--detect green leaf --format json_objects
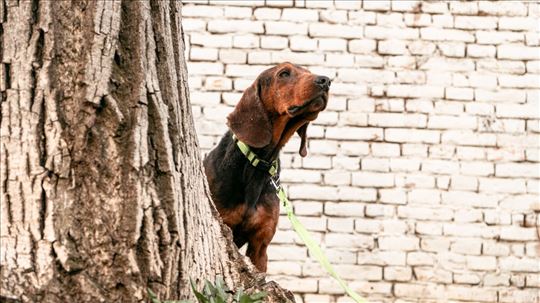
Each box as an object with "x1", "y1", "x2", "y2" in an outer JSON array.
[{"x1": 148, "y1": 288, "x2": 162, "y2": 303}]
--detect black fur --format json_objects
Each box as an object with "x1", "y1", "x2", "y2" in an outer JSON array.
[{"x1": 204, "y1": 130, "x2": 280, "y2": 210}]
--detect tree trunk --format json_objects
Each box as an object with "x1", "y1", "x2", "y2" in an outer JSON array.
[{"x1": 0, "y1": 1, "x2": 293, "y2": 302}]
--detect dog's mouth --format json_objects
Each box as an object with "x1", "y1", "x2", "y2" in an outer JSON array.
[{"x1": 287, "y1": 93, "x2": 327, "y2": 117}]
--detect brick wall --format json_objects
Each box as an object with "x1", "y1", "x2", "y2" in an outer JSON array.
[{"x1": 181, "y1": 1, "x2": 540, "y2": 302}]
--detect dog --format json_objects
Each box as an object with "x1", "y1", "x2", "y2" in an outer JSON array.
[{"x1": 203, "y1": 62, "x2": 330, "y2": 272}]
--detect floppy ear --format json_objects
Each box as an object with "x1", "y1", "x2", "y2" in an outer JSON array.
[
  {"x1": 227, "y1": 81, "x2": 272, "y2": 148},
  {"x1": 296, "y1": 123, "x2": 309, "y2": 157}
]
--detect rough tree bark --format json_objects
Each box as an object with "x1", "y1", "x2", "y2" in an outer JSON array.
[{"x1": 0, "y1": 1, "x2": 293, "y2": 302}]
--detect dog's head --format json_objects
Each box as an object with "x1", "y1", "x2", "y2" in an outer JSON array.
[{"x1": 227, "y1": 62, "x2": 331, "y2": 157}]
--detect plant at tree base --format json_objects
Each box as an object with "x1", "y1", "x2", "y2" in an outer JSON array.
[{"x1": 148, "y1": 276, "x2": 267, "y2": 303}]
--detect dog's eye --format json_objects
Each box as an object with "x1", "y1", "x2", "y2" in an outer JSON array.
[{"x1": 279, "y1": 70, "x2": 290, "y2": 78}]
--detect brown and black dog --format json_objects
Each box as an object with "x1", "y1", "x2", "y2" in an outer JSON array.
[{"x1": 203, "y1": 62, "x2": 330, "y2": 272}]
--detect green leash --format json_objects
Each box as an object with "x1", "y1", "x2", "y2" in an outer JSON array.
[{"x1": 233, "y1": 134, "x2": 368, "y2": 303}]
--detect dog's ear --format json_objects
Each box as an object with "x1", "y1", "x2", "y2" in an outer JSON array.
[
  {"x1": 227, "y1": 80, "x2": 272, "y2": 148},
  {"x1": 296, "y1": 123, "x2": 309, "y2": 157}
]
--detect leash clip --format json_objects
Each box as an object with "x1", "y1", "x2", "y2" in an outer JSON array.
[{"x1": 270, "y1": 175, "x2": 281, "y2": 191}]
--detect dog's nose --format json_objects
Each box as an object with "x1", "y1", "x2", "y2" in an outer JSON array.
[{"x1": 315, "y1": 75, "x2": 331, "y2": 89}]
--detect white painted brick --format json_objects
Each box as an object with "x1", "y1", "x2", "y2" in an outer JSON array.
[
  {"x1": 368, "y1": 113, "x2": 426, "y2": 128},
  {"x1": 499, "y1": 17, "x2": 539, "y2": 31},
  {"x1": 371, "y1": 143, "x2": 400, "y2": 157},
  {"x1": 421, "y1": 2, "x2": 448, "y2": 13},
  {"x1": 476, "y1": 31, "x2": 524, "y2": 45},
  {"x1": 391, "y1": 0, "x2": 421, "y2": 12},
  {"x1": 225, "y1": 64, "x2": 268, "y2": 78},
  {"x1": 455, "y1": 16, "x2": 497, "y2": 29},
  {"x1": 500, "y1": 226, "x2": 539, "y2": 241},
  {"x1": 190, "y1": 92, "x2": 221, "y2": 106},
  {"x1": 396, "y1": 70, "x2": 426, "y2": 84},
  {"x1": 267, "y1": 245, "x2": 307, "y2": 261},
  {"x1": 183, "y1": 18, "x2": 206, "y2": 31},
  {"x1": 204, "y1": 76, "x2": 232, "y2": 91},
  {"x1": 428, "y1": 115, "x2": 476, "y2": 129},
  {"x1": 439, "y1": 42, "x2": 466, "y2": 58},
  {"x1": 266, "y1": 0, "x2": 293, "y2": 7},
  {"x1": 272, "y1": 276, "x2": 317, "y2": 293},
  {"x1": 340, "y1": 112, "x2": 368, "y2": 126},
  {"x1": 365, "y1": 26, "x2": 418, "y2": 39},
  {"x1": 290, "y1": 36, "x2": 317, "y2": 51},
  {"x1": 500, "y1": 289, "x2": 539, "y2": 303},
  {"x1": 379, "y1": 236, "x2": 419, "y2": 251},
  {"x1": 390, "y1": 158, "x2": 421, "y2": 172},
  {"x1": 420, "y1": 28, "x2": 475, "y2": 42},
  {"x1": 218, "y1": 49, "x2": 246, "y2": 64},
  {"x1": 281, "y1": 8, "x2": 319, "y2": 22},
  {"x1": 361, "y1": 158, "x2": 389, "y2": 172},
  {"x1": 496, "y1": 163, "x2": 539, "y2": 178},
  {"x1": 253, "y1": 7, "x2": 281, "y2": 20},
  {"x1": 384, "y1": 266, "x2": 412, "y2": 282},
  {"x1": 346, "y1": 11, "x2": 376, "y2": 26},
  {"x1": 432, "y1": 14, "x2": 454, "y2": 28},
  {"x1": 324, "y1": 202, "x2": 364, "y2": 217},
  {"x1": 365, "y1": 204, "x2": 395, "y2": 217},
  {"x1": 387, "y1": 85, "x2": 444, "y2": 98},
  {"x1": 288, "y1": 185, "x2": 338, "y2": 200},
  {"x1": 408, "y1": 189, "x2": 440, "y2": 204},
  {"x1": 281, "y1": 168, "x2": 321, "y2": 183},
  {"x1": 442, "y1": 130, "x2": 496, "y2": 147},
  {"x1": 466, "y1": 45, "x2": 495, "y2": 60},
  {"x1": 404, "y1": 13, "x2": 431, "y2": 27},
  {"x1": 327, "y1": 54, "x2": 355, "y2": 67},
  {"x1": 407, "y1": 252, "x2": 436, "y2": 266},
  {"x1": 293, "y1": 201, "x2": 322, "y2": 216},
  {"x1": 207, "y1": 0, "x2": 264, "y2": 6},
  {"x1": 377, "y1": 13, "x2": 405, "y2": 27},
  {"x1": 310, "y1": 23, "x2": 363, "y2": 39},
  {"x1": 415, "y1": 221, "x2": 442, "y2": 235},
  {"x1": 272, "y1": 51, "x2": 325, "y2": 65},
  {"x1": 207, "y1": 20, "x2": 263, "y2": 34},
  {"x1": 260, "y1": 36, "x2": 288, "y2": 49},
  {"x1": 352, "y1": 172, "x2": 394, "y2": 188},
  {"x1": 421, "y1": 57, "x2": 475, "y2": 72},
  {"x1": 339, "y1": 142, "x2": 370, "y2": 156},
  {"x1": 182, "y1": 5, "x2": 223, "y2": 17},
  {"x1": 327, "y1": 218, "x2": 354, "y2": 232},
  {"x1": 500, "y1": 256, "x2": 540, "y2": 272},
  {"x1": 318, "y1": 38, "x2": 347, "y2": 51},
  {"x1": 385, "y1": 128, "x2": 440, "y2": 144},
  {"x1": 378, "y1": 39, "x2": 408, "y2": 55},
  {"x1": 265, "y1": 21, "x2": 308, "y2": 35},
  {"x1": 334, "y1": 0, "x2": 361, "y2": 10},
  {"x1": 355, "y1": 55, "x2": 385, "y2": 68},
  {"x1": 442, "y1": 190, "x2": 501, "y2": 208},
  {"x1": 478, "y1": 1, "x2": 528, "y2": 16},
  {"x1": 362, "y1": 0, "x2": 390, "y2": 11},
  {"x1": 396, "y1": 174, "x2": 436, "y2": 189},
  {"x1": 450, "y1": 1, "x2": 478, "y2": 15},
  {"x1": 233, "y1": 35, "x2": 259, "y2": 48},
  {"x1": 190, "y1": 47, "x2": 218, "y2": 61},
  {"x1": 460, "y1": 161, "x2": 494, "y2": 176},
  {"x1": 479, "y1": 178, "x2": 526, "y2": 194},
  {"x1": 267, "y1": 261, "x2": 302, "y2": 276},
  {"x1": 247, "y1": 51, "x2": 271, "y2": 64},
  {"x1": 397, "y1": 206, "x2": 453, "y2": 221},
  {"x1": 446, "y1": 285, "x2": 497, "y2": 302},
  {"x1": 326, "y1": 127, "x2": 383, "y2": 141},
  {"x1": 326, "y1": 233, "x2": 374, "y2": 249},
  {"x1": 224, "y1": 6, "x2": 252, "y2": 18},
  {"x1": 476, "y1": 88, "x2": 527, "y2": 103},
  {"x1": 323, "y1": 171, "x2": 350, "y2": 185},
  {"x1": 320, "y1": 10, "x2": 348, "y2": 24}
]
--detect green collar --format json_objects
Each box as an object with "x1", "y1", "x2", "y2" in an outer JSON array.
[{"x1": 232, "y1": 134, "x2": 278, "y2": 177}]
